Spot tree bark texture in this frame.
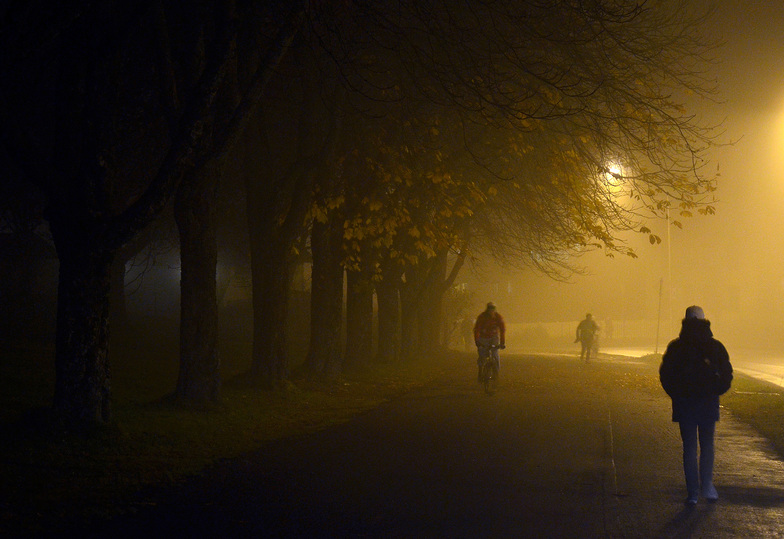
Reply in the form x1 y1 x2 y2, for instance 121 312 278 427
52 235 113 428
109 256 128 326
375 275 401 363
418 252 448 355
243 128 304 386
174 170 220 405
305 216 345 377
345 268 374 370
249 255 291 385
399 265 424 361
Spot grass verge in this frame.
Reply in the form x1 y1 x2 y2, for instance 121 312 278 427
721 373 784 455
0 339 460 536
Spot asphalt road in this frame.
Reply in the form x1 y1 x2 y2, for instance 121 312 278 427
84 354 784 538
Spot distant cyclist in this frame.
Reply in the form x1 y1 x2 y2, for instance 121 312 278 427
473 302 506 382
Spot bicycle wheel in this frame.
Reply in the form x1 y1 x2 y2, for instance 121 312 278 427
484 361 497 395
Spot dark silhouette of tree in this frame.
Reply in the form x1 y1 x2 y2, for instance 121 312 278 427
174 164 220 404
0 1 306 429
0 0 724 418
237 50 342 386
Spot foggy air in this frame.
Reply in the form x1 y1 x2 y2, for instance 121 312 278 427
460 0 784 361
5 0 784 535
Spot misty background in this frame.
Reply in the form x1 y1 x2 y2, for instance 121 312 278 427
456 0 784 355
2 0 783 361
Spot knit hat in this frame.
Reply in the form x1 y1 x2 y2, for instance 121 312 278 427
684 305 705 320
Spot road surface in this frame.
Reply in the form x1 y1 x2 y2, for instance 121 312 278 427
82 354 784 538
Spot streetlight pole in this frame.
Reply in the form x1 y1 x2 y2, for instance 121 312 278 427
666 205 673 336
655 277 663 354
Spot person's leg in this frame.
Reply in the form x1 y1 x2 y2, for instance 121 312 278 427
476 337 490 382
698 421 718 500
476 343 483 382
491 346 500 378
489 336 500 375
679 422 699 503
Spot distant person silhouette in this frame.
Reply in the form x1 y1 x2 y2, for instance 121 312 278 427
574 313 599 362
659 305 733 505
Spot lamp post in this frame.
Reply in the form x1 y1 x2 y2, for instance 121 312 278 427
666 202 673 337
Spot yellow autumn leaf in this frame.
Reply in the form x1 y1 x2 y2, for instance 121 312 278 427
313 207 328 224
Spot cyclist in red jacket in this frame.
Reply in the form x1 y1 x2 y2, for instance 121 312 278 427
473 302 506 382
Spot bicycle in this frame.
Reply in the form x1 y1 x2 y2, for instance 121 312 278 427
478 343 503 394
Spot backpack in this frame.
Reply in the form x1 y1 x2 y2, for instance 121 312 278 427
682 356 721 398
679 341 731 398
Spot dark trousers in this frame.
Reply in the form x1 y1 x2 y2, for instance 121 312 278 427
580 338 593 361
679 420 716 496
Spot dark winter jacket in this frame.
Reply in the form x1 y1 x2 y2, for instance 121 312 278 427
473 310 506 344
659 318 733 423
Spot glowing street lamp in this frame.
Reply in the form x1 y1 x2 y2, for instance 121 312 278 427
602 161 624 191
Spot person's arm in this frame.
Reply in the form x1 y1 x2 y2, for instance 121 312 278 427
659 341 680 397
498 314 506 347
714 340 733 395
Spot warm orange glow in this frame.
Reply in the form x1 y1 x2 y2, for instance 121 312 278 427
603 161 625 192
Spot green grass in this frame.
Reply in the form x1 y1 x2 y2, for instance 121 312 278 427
721 373 784 455
0 333 458 535
2 344 784 535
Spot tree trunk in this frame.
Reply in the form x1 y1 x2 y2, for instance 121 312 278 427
174 169 220 405
248 252 292 385
52 237 113 429
399 251 453 359
243 135 304 387
399 264 425 361
305 216 344 377
375 275 401 363
109 255 128 326
419 252 448 354
400 304 418 361
345 267 374 370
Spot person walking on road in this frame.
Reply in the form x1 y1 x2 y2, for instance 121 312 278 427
575 313 599 362
659 305 733 505
473 302 506 382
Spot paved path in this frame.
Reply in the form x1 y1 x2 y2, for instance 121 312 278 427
85 355 784 538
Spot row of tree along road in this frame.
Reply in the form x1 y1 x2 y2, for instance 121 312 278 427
0 1 723 432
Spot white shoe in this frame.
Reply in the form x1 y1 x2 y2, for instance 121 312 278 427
702 484 718 501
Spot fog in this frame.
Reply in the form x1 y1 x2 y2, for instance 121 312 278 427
4 0 782 364
462 1 784 355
